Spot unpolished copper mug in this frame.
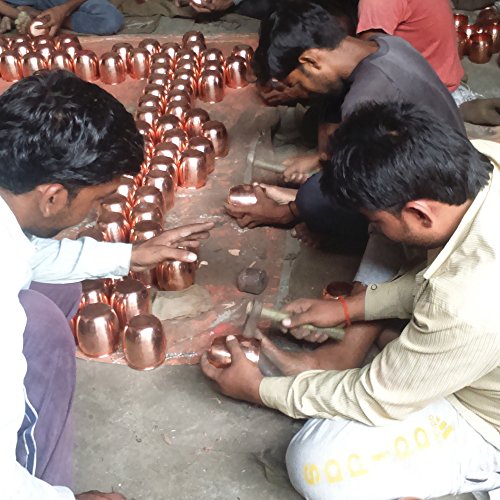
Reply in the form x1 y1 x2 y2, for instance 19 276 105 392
468 32 492 63
227 184 258 206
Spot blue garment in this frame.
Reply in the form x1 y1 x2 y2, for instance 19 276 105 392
6 0 123 35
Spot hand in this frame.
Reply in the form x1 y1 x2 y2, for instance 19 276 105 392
189 0 234 13
200 335 264 405
258 84 309 106
130 222 214 272
460 98 500 127
76 491 125 500
224 186 296 228
36 5 68 36
283 153 321 184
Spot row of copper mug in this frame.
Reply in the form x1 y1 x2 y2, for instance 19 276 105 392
455 11 500 62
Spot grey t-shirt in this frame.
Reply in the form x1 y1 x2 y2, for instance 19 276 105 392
340 34 466 135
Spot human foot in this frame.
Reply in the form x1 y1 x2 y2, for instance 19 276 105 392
290 222 326 249
258 183 298 205
283 152 321 184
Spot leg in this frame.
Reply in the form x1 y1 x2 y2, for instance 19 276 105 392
232 0 275 20
17 282 80 487
286 399 500 500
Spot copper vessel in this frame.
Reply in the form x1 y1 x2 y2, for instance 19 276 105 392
200 48 224 65
476 6 500 25
166 88 193 105
28 19 50 37
454 14 469 30
225 55 248 89
154 142 179 162
468 32 492 63
170 78 195 97
117 175 138 202
129 220 162 289
179 148 207 189
173 68 197 93
10 34 30 46
138 93 163 111
139 38 161 55
156 259 196 291
149 156 179 186
74 49 99 82
56 34 80 49
189 136 215 173
0 38 9 55
182 30 205 46
32 36 54 49
0 50 22 81
198 69 225 103
12 41 32 58
459 24 476 39
184 40 206 58
151 51 174 68
76 303 120 358
156 114 182 139
130 201 163 226
160 42 180 60
136 106 159 127
133 185 165 211
207 335 260 368
231 44 254 64
486 23 500 53
81 279 110 307
49 50 74 71
111 278 151 328
201 60 224 75
144 170 175 211
184 108 210 137
123 314 166 370
228 184 257 205
457 30 468 58
77 226 104 241
176 58 199 74
143 83 166 101
162 128 188 151
99 192 131 219
129 48 151 80
111 41 133 70
135 119 155 142
176 48 197 63
147 72 171 89
97 211 130 243
164 98 191 124
62 41 80 59
21 52 47 77
99 51 126 85
202 120 228 158
322 281 353 299
150 61 171 77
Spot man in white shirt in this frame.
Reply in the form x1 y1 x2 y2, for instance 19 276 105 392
1 70 213 499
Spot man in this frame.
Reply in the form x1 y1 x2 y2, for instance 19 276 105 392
1 70 213 499
204 101 500 499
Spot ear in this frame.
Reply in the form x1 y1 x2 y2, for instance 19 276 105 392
34 184 70 218
401 200 435 228
298 48 323 71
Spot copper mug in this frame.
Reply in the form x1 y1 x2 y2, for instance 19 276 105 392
170 78 195 97
150 61 172 77
0 50 22 81
198 69 225 103
200 48 224 65
135 119 155 143
111 41 133 70
135 106 159 127
202 120 228 158
56 34 81 49
12 41 32 58
175 58 199 75
77 226 104 241
231 44 254 64
143 82 167 101
116 175 137 203
123 314 166 370
138 93 163 112
182 30 205 46
80 279 110 307
152 51 174 68
179 148 207 189
129 220 162 288
99 51 126 85
32 36 55 58
468 32 492 63
184 40 206 58
28 19 50 37
207 335 260 368
457 30 468 59
166 88 193 106
460 24 476 39
111 278 151 328
62 41 81 59
138 38 161 55
225 54 248 89
154 141 180 163
201 60 224 76
76 303 120 358
144 170 175 211
228 184 258 205
147 72 171 88
162 128 188 151
156 114 182 139
74 49 99 82
49 50 74 71
129 47 151 80
485 23 500 53
164 98 191 125
156 259 196 291
189 136 215 174
184 108 210 137
176 48 197 64
454 13 469 30
160 41 180 61
476 6 500 25
97 211 130 242
99 193 131 219
21 52 47 78
149 156 179 187
130 201 163 226
133 185 164 210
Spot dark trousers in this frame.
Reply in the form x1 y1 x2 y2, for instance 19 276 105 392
17 282 81 488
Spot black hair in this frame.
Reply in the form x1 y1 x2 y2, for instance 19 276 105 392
320 101 493 212
252 1 347 83
0 70 143 195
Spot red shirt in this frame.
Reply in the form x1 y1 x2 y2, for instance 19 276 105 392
357 0 463 92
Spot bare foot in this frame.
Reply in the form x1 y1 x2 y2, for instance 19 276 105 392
283 152 321 184
291 222 326 249
258 183 297 205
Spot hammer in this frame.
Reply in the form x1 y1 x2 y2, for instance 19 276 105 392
243 299 345 341
246 132 287 176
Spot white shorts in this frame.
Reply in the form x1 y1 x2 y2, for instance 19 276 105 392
286 399 500 500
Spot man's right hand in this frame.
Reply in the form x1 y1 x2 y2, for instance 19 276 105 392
76 491 125 500
282 298 346 331
258 83 309 106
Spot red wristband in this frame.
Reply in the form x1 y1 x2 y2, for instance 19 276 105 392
336 295 352 327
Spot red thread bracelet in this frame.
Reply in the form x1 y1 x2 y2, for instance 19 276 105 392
336 295 352 327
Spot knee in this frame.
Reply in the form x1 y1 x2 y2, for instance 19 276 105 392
72 0 124 35
295 173 322 220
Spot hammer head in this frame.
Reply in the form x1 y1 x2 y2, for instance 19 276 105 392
242 298 263 338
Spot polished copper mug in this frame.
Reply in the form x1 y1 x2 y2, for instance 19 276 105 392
97 211 130 242
182 30 205 46
21 51 47 77
111 277 151 328
189 136 215 173
184 108 210 137
33 35 54 51
139 38 161 55
170 77 195 97
117 175 138 202
184 40 206 58
76 303 120 358
81 279 110 307
153 141 180 163
202 120 228 158
133 186 165 213
476 6 500 25
179 148 207 189
173 67 197 92
0 50 22 81
156 259 196 291
160 41 180 60
459 24 476 39
74 49 99 82
453 13 469 30
136 106 159 127
144 170 175 211
123 314 166 370
0 38 9 55
200 47 224 65
225 54 248 89
150 61 172 77
135 118 156 143
198 69 225 103
231 44 254 64
99 192 131 219
99 51 126 85
49 50 74 71
152 51 174 68
129 220 162 288
207 335 260 368
164 97 191 125
143 82 167 101
468 32 492 63
176 48 197 64
162 127 188 151
12 41 32 58
129 47 151 80
77 226 104 241
111 41 133 70
10 34 30 46
28 19 50 37
62 41 81 59
227 184 258 205
486 23 500 53
166 88 193 106
156 114 182 139
56 34 81 49
130 201 163 226
201 59 224 76
457 30 469 58
147 72 171 89
149 156 179 187
138 93 163 112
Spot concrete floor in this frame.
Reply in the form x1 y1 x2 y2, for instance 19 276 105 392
73 14 498 500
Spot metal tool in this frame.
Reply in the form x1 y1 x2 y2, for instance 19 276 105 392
246 132 286 175
245 299 345 341
237 267 268 295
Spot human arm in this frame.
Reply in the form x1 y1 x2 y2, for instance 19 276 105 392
356 0 404 36
188 0 238 13
460 99 500 127
0 1 22 19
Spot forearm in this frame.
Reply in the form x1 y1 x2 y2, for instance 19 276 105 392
0 2 22 18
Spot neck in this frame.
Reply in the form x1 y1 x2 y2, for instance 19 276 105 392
435 199 474 246
332 37 378 80
0 188 37 231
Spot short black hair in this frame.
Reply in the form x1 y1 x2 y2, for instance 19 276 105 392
320 101 493 212
253 1 347 83
0 70 143 195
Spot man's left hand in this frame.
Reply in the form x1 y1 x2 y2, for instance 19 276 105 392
189 0 234 13
200 335 264 405
36 5 68 36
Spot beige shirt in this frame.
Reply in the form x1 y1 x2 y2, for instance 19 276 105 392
260 139 500 449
